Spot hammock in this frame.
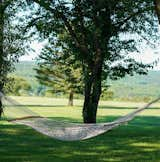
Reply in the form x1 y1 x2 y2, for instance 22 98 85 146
1 92 160 141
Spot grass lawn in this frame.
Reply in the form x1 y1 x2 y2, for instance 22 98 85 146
0 96 160 162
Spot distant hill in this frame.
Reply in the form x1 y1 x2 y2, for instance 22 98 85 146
12 61 160 99
14 61 37 78
109 71 160 99
11 61 39 93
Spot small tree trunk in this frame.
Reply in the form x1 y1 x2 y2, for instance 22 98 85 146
0 86 3 118
0 0 4 68
0 1 5 118
0 99 3 118
0 1 4 119
68 91 74 106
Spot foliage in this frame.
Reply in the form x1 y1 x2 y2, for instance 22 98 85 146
34 43 83 105
0 0 29 92
35 44 83 96
0 0 29 117
25 0 157 79
5 76 32 96
101 90 114 100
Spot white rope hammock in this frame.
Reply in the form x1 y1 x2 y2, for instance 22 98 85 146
1 92 160 141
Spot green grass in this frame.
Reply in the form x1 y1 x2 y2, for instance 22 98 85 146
1 96 160 162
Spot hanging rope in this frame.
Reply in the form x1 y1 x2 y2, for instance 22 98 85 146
1 92 160 141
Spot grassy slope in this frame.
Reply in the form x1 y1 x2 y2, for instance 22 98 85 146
0 96 160 162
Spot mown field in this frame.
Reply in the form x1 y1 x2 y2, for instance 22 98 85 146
0 96 160 162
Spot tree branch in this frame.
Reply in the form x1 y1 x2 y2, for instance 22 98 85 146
114 6 154 29
154 0 160 24
33 0 91 63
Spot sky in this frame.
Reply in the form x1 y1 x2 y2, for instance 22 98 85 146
20 41 160 70
20 41 45 61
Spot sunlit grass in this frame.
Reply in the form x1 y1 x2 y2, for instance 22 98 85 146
1 96 160 162
8 96 160 121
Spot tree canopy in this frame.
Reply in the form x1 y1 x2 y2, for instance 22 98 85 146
23 0 159 123
0 0 27 92
35 43 83 106
0 0 28 117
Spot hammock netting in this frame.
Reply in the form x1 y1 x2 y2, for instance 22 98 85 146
1 92 160 141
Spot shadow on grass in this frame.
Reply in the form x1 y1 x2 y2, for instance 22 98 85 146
0 116 160 162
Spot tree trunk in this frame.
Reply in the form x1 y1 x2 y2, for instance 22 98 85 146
154 0 160 24
0 1 4 118
83 58 103 123
0 99 3 118
0 86 3 118
0 0 4 70
68 91 74 106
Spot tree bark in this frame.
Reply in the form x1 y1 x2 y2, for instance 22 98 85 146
83 56 103 123
68 90 74 106
154 0 160 24
0 99 3 118
0 0 4 69
0 0 4 118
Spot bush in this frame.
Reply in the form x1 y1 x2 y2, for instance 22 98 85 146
5 76 32 96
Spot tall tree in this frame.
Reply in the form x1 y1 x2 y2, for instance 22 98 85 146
0 0 10 117
0 0 26 117
35 44 83 106
0 0 5 117
26 0 158 123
